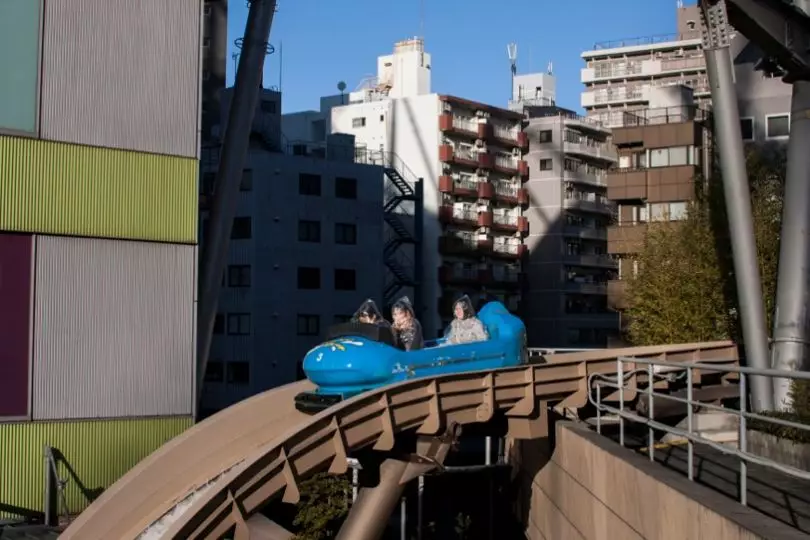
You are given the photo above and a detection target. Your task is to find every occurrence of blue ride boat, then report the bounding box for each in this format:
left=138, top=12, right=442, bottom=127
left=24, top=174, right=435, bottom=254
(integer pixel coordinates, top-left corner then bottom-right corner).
left=294, top=301, right=528, bottom=414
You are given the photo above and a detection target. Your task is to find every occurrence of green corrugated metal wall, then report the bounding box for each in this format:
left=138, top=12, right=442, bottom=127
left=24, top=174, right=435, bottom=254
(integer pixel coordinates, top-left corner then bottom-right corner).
left=0, top=416, right=193, bottom=520
left=0, top=136, right=198, bottom=243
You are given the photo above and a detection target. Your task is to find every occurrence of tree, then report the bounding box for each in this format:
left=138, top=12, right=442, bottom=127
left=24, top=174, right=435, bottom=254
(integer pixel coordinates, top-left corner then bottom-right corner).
left=626, top=144, right=784, bottom=347
left=292, top=472, right=351, bottom=540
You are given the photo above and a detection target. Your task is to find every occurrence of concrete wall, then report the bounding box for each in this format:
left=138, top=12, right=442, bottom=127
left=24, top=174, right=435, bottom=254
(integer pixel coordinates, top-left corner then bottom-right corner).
left=513, top=422, right=801, bottom=540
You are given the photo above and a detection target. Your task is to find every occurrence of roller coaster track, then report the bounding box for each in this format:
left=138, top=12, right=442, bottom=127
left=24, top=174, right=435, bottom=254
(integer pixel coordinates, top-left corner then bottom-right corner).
left=61, top=341, right=740, bottom=539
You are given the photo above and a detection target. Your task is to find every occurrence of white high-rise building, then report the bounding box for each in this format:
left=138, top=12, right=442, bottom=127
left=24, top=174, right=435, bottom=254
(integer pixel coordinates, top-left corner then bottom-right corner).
left=284, top=39, right=529, bottom=337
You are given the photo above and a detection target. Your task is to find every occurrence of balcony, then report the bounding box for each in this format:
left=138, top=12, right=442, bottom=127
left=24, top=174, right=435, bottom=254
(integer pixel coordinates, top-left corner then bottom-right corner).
left=563, top=140, right=618, bottom=163
left=439, top=144, right=479, bottom=168
left=563, top=169, right=607, bottom=189
left=493, top=181, right=529, bottom=206
left=492, top=242, right=527, bottom=260
left=439, top=265, right=489, bottom=285
left=438, top=175, right=479, bottom=197
left=562, top=225, right=607, bottom=241
left=608, top=224, right=647, bottom=255
left=565, top=282, right=608, bottom=295
left=478, top=181, right=495, bottom=199
left=492, top=124, right=522, bottom=147
left=607, top=279, right=629, bottom=310
left=562, top=197, right=614, bottom=215
left=493, top=154, right=519, bottom=174
left=611, top=106, right=706, bottom=145
left=439, top=114, right=479, bottom=139
left=491, top=214, right=529, bottom=234
left=439, top=206, right=493, bottom=228
left=563, top=253, right=616, bottom=268
left=439, top=235, right=493, bottom=256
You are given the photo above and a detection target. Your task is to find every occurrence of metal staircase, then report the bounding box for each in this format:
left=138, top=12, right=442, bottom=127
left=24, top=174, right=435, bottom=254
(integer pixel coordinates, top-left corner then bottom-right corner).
left=370, top=152, right=423, bottom=312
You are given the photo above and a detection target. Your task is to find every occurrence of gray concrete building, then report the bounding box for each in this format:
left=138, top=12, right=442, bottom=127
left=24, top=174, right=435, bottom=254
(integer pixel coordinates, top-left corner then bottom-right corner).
left=202, top=0, right=228, bottom=141
left=199, top=88, right=385, bottom=413
left=521, top=105, right=619, bottom=348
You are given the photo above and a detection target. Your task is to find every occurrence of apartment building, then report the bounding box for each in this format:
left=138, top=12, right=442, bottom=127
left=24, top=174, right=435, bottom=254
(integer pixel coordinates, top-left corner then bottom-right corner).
left=285, top=39, right=528, bottom=336
left=199, top=88, right=385, bottom=413
left=581, top=3, right=708, bottom=127
left=606, top=87, right=710, bottom=322
left=519, top=105, right=618, bottom=347
left=0, top=0, right=200, bottom=519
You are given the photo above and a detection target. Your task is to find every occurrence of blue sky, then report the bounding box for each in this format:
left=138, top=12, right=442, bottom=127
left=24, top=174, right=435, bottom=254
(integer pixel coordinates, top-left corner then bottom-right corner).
left=226, top=0, right=692, bottom=114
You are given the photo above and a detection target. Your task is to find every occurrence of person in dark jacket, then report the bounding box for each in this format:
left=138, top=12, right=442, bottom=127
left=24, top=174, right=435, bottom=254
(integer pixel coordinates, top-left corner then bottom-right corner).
left=391, top=296, right=424, bottom=351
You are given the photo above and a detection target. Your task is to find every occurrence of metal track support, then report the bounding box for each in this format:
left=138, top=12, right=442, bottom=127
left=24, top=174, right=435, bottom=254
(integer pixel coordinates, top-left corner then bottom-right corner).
left=772, top=81, right=810, bottom=408
left=700, top=0, right=774, bottom=411
left=196, top=0, right=277, bottom=405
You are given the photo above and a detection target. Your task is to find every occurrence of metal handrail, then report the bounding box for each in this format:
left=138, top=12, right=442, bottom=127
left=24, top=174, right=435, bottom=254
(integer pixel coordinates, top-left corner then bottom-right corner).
left=587, top=356, right=810, bottom=507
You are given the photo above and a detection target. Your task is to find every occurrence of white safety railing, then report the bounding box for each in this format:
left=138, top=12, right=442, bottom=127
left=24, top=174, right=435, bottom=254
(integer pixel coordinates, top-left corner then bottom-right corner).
left=588, top=358, right=810, bottom=506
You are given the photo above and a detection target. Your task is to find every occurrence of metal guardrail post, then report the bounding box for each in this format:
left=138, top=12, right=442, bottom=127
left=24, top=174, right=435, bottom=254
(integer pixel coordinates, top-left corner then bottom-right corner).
left=647, top=363, right=655, bottom=462
left=617, top=358, right=625, bottom=447
left=686, top=366, right=694, bottom=481
left=43, top=445, right=57, bottom=527
left=739, top=373, right=748, bottom=505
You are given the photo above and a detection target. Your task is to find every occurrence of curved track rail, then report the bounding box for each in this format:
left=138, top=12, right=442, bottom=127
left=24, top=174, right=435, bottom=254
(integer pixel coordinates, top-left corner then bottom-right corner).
left=62, top=342, right=739, bottom=539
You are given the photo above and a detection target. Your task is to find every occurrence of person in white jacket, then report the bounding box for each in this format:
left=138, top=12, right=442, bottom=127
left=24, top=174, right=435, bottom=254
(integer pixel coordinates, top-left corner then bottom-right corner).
left=444, top=295, right=489, bottom=345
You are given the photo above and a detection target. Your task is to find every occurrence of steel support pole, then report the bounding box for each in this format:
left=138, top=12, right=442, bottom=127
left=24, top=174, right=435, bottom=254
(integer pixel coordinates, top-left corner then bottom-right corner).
left=704, top=46, right=774, bottom=411
left=772, top=81, right=810, bottom=408
left=413, top=179, right=424, bottom=320
left=336, top=459, right=410, bottom=540
left=196, top=0, right=277, bottom=405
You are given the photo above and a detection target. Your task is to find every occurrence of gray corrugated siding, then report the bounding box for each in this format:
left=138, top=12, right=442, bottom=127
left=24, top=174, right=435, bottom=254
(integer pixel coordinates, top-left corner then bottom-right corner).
left=40, top=0, right=201, bottom=158
left=32, top=236, right=196, bottom=420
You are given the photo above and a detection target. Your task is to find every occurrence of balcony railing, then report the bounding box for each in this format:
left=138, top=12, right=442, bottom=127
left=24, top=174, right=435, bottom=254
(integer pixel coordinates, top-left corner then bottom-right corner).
left=493, top=214, right=519, bottom=227
left=590, top=33, right=698, bottom=50
left=494, top=154, right=518, bottom=170
left=610, top=105, right=708, bottom=128
left=564, top=169, right=607, bottom=187
left=562, top=225, right=607, bottom=241
left=495, top=180, right=519, bottom=198
left=447, top=266, right=479, bottom=281
left=564, top=197, right=614, bottom=214
left=563, top=140, right=617, bottom=162
left=453, top=115, right=478, bottom=133
left=493, top=243, right=520, bottom=255
left=493, top=267, right=521, bottom=283
left=493, top=124, right=520, bottom=142
left=452, top=207, right=478, bottom=222
left=593, top=87, right=644, bottom=104
left=563, top=253, right=616, bottom=267
left=454, top=146, right=477, bottom=161
left=591, top=63, right=643, bottom=79
left=455, top=177, right=478, bottom=192
left=660, top=56, right=705, bottom=72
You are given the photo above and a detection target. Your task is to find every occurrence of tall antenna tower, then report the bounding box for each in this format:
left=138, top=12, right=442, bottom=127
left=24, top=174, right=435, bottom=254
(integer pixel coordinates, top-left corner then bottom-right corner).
left=507, top=43, right=518, bottom=100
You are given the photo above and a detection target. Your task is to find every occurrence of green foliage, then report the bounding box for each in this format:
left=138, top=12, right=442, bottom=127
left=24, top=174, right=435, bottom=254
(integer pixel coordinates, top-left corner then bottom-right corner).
left=625, top=145, right=784, bottom=347
left=292, top=472, right=351, bottom=540
left=750, top=380, right=810, bottom=443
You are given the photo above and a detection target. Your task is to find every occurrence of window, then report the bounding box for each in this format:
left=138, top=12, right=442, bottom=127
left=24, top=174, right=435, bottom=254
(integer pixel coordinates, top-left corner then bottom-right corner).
left=299, top=173, right=322, bottom=196
left=740, top=118, right=754, bottom=141
left=539, top=159, right=553, bottom=171
left=335, top=223, right=357, bottom=245
left=538, top=130, right=552, bottom=143
left=335, top=177, right=358, bottom=199
left=203, top=38, right=211, bottom=49
left=204, top=4, right=212, bottom=16
left=213, top=314, right=225, bottom=334
left=334, top=315, right=353, bottom=324
left=204, top=361, right=224, bottom=382
left=241, top=169, right=253, bottom=191
left=231, top=217, right=252, bottom=239
left=334, top=269, right=356, bottom=291
left=298, top=267, right=321, bottom=289
left=260, top=100, right=277, bottom=114
left=649, top=146, right=690, bottom=168
left=297, top=314, right=320, bottom=336
left=202, top=172, right=216, bottom=194
left=352, top=117, right=366, bottom=128
left=766, top=114, right=790, bottom=138
left=379, top=114, right=385, bottom=122
left=669, top=201, right=688, bottom=221
left=227, top=362, right=250, bottom=385
left=668, top=146, right=688, bottom=166
left=0, top=0, right=40, bottom=133
left=227, top=313, right=251, bottom=335
left=298, top=220, right=321, bottom=243
left=227, top=265, right=251, bottom=287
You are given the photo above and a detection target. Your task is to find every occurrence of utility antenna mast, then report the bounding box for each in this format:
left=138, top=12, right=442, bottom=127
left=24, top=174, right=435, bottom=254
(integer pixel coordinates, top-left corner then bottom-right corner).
left=507, top=43, right=517, bottom=101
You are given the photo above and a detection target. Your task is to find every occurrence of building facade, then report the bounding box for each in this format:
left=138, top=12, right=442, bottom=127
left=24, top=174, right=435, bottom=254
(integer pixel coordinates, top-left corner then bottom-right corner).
left=202, top=0, right=228, bottom=141
left=0, top=0, right=200, bottom=518
left=199, top=89, right=385, bottom=413
left=520, top=106, right=618, bottom=347
left=309, top=39, right=529, bottom=337
left=606, top=88, right=711, bottom=326
left=580, top=4, right=708, bottom=127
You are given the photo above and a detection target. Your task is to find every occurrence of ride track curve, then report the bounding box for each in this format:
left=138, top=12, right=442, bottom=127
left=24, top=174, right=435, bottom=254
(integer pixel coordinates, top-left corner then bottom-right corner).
left=61, top=341, right=740, bottom=540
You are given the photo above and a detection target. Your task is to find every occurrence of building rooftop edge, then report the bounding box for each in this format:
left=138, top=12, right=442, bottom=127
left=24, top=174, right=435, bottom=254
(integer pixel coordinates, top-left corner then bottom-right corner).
left=439, top=94, right=525, bottom=120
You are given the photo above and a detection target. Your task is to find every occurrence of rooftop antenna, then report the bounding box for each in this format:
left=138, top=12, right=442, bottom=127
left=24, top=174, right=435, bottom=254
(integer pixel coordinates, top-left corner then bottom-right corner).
left=547, top=61, right=553, bottom=75
left=337, top=81, right=347, bottom=105
left=231, top=52, right=240, bottom=75
left=507, top=43, right=517, bottom=101
left=419, top=0, right=425, bottom=39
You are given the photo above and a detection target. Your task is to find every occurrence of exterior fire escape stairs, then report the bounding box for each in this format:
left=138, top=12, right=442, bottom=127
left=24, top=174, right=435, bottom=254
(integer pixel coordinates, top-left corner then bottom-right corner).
left=379, top=153, right=423, bottom=310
